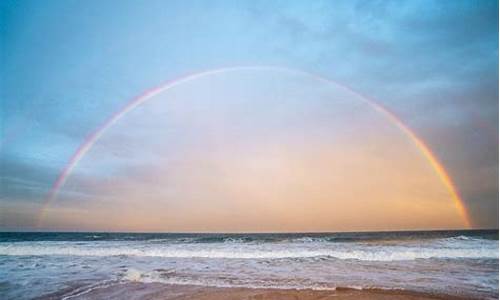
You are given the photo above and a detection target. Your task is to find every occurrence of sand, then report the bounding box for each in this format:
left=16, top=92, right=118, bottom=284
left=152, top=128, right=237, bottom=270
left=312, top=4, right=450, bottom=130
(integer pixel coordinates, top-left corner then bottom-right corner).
left=46, top=282, right=473, bottom=300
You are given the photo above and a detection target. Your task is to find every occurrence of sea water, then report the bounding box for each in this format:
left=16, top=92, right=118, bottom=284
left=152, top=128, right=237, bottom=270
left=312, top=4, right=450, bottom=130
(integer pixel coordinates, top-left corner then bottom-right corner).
left=0, top=230, right=497, bottom=299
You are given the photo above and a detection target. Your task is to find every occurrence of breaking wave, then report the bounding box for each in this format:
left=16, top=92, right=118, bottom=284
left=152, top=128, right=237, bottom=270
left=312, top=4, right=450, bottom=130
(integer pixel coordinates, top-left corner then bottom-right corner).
left=0, top=240, right=497, bottom=261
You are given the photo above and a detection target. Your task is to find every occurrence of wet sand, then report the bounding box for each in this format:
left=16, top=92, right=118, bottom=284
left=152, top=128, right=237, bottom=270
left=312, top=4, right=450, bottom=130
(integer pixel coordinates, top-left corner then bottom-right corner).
left=50, top=283, right=473, bottom=300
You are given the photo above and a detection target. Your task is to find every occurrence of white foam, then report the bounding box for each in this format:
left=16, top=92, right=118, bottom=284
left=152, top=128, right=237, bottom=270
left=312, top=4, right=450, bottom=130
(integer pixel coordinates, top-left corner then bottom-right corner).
left=61, top=280, right=118, bottom=300
left=0, top=241, right=497, bottom=261
left=120, top=268, right=337, bottom=291
left=123, top=268, right=143, bottom=282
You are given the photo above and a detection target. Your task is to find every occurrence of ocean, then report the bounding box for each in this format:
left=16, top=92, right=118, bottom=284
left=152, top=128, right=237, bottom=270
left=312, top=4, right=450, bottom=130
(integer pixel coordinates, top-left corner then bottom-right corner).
left=0, top=230, right=498, bottom=299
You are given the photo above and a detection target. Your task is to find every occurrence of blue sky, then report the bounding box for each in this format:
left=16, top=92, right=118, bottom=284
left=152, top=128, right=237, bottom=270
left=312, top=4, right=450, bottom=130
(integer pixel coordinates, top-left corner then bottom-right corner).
left=0, top=0, right=498, bottom=230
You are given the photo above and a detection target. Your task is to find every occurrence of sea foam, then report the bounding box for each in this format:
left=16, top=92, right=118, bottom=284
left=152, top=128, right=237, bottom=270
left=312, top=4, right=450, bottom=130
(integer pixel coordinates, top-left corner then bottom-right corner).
left=0, top=239, right=497, bottom=261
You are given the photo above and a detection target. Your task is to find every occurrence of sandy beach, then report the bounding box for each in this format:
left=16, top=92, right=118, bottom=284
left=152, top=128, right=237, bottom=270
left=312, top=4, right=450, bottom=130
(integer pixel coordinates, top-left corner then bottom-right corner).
left=42, top=283, right=474, bottom=300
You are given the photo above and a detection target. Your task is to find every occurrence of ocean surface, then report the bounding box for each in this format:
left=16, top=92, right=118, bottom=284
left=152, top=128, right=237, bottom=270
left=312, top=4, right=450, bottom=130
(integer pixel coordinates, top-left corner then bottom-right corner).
left=0, top=230, right=498, bottom=299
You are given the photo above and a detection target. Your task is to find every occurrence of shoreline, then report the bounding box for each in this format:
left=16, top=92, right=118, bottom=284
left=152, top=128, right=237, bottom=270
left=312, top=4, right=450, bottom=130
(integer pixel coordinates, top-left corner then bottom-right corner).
left=41, top=282, right=484, bottom=300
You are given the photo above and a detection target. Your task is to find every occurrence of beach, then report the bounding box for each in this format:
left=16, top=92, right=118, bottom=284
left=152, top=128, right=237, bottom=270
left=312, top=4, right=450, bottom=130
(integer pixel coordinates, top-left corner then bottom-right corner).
left=40, top=283, right=471, bottom=300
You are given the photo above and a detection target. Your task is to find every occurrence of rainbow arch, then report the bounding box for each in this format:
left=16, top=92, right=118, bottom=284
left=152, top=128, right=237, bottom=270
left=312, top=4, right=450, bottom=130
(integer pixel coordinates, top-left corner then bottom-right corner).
left=37, top=66, right=472, bottom=228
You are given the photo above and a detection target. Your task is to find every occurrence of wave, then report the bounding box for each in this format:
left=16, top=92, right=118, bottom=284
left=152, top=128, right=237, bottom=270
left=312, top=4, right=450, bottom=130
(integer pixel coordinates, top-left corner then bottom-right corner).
left=55, top=268, right=409, bottom=299
left=145, top=235, right=496, bottom=245
left=0, top=243, right=497, bottom=261
left=442, top=235, right=490, bottom=242
left=121, top=268, right=338, bottom=290
left=2, top=230, right=497, bottom=243
left=118, top=268, right=446, bottom=297
left=60, top=280, right=118, bottom=300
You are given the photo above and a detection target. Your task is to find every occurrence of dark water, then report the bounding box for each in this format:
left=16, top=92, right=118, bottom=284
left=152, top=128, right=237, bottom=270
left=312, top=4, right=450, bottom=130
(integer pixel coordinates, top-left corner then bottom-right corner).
left=0, top=230, right=498, bottom=299
left=1, top=229, right=497, bottom=242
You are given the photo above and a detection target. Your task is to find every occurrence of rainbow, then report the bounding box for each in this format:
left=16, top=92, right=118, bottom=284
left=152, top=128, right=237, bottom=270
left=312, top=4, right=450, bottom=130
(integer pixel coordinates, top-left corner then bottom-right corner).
left=37, top=66, right=472, bottom=228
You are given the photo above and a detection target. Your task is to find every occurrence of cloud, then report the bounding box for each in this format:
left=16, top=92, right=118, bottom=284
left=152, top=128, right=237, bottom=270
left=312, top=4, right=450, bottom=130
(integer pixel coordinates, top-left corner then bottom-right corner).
left=1, top=0, right=497, bottom=229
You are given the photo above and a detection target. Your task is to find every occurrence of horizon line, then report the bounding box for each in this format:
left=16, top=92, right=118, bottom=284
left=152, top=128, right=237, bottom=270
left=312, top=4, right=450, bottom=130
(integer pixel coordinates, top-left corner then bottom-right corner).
left=0, top=228, right=497, bottom=234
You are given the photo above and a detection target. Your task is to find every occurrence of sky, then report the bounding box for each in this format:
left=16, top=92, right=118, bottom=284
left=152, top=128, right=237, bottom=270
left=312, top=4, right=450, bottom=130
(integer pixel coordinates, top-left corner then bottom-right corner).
left=0, top=0, right=498, bottom=231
